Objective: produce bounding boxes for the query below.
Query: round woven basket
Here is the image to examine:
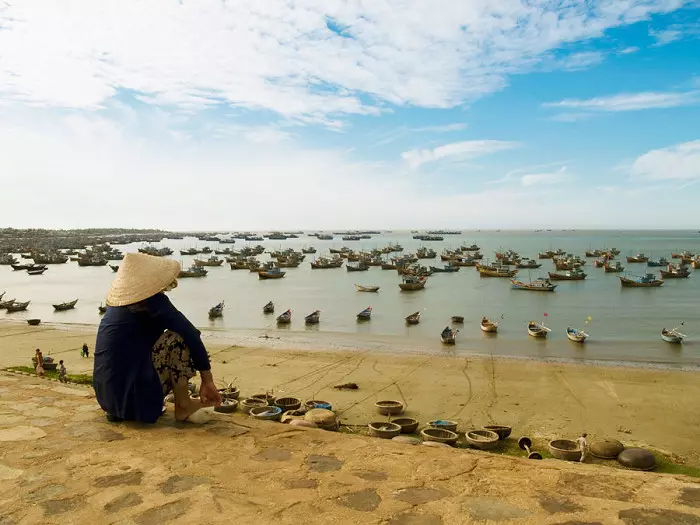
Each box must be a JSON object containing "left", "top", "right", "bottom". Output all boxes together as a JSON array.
[
  {"left": 250, "top": 405, "right": 283, "bottom": 421},
  {"left": 420, "top": 427, "right": 458, "bottom": 446},
  {"left": 240, "top": 398, "right": 268, "bottom": 414}
]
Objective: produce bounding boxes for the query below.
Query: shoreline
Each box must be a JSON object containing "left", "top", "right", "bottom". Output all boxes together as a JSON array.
[{"left": 2, "top": 320, "right": 700, "bottom": 466}]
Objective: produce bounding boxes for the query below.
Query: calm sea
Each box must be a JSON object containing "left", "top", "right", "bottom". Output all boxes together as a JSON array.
[{"left": 2, "top": 230, "right": 699, "bottom": 368}]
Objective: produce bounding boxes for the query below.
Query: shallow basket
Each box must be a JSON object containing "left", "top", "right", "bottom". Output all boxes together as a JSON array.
[
  {"left": 214, "top": 399, "right": 239, "bottom": 413},
  {"left": 590, "top": 438, "right": 625, "bottom": 459},
  {"left": 250, "top": 405, "right": 283, "bottom": 421},
  {"left": 304, "top": 400, "right": 333, "bottom": 411},
  {"left": 548, "top": 439, "right": 582, "bottom": 461},
  {"left": 368, "top": 421, "right": 402, "bottom": 439},
  {"left": 420, "top": 427, "right": 458, "bottom": 446},
  {"left": 427, "top": 420, "right": 458, "bottom": 433},
  {"left": 250, "top": 393, "right": 276, "bottom": 406},
  {"left": 26, "top": 319, "right": 41, "bottom": 326},
  {"left": 617, "top": 447, "right": 656, "bottom": 471},
  {"left": 240, "top": 397, "right": 269, "bottom": 414},
  {"left": 391, "top": 418, "right": 419, "bottom": 434},
  {"left": 375, "top": 400, "right": 405, "bottom": 415},
  {"left": 274, "top": 397, "right": 302, "bottom": 411},
  {"left": 483, "top": 425, "right": 512, "bottom": 440},
  {"left": 466, "top": 429, "right": 500, "bottom": 450},
  {"left": 218, "top": 387, "right": 240, "bottom": 400}
]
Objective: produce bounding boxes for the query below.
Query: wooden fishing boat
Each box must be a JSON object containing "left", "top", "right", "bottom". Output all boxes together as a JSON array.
[
  {"left": 356, "top": 306, "right": 372, "bottom": 320},
  {"left": 346, "top": 262, "right": 369, "bottom": 272},
  {"left": 53, "top": 299, "right": 78, "bottom": 311},
  {"left": 440, "top": 326, "right": 458, "bottom": 344},
  {"left": 477, "top": 263, "right": 517, "bottom": 278},
  {"left": 510, "top": 278, "right": 557, "bottom": 291},
  {"left": 310, "top": 257, "right": 344, "bottom": 269},
  {"left": 585, "top": 249, "right": 602, "bottom": 257},
  {"left": 178, "top": 265, "right": 208, "bottom": 278},
  {"left": 180, "top": 248, "right": 199, "bottom": 256},
  {"left": 98, "top": 304, "right": 107, "bottom": 315},
  {"left": 0, "top": 298, "right": 16, "bottom": 309},
  {"left": 429, "top": 265, "right": 460, "bottom": 273},
  {"left": 646, "top": 257, "right": 669, "bottom": 267},
  {"left": 619, "top": 274, "right": 664, "bottom": 287},
  {"left": 399, "top": 276, "right": 427, "bottom": 291},
  {"left": 672, "top": 251, "right": 694, "bottom": 259},
  {"left": 78, "top": 257, "right": 108, "bottom": 266},
  {"left": 480, "top": 317, "right": 498, "bottom": 333},
  {"left": 302, "top": 247, "right": 317, "bottom": 254},
  {"left": 566, "top": 326, "right": 588, "bottom": 343},
  {"left": 258, "top": 268, "right": 286, "bottom": 279},
  {"left": 451, "top": 257, "right": 477, "bottom": 267},
  {"left": 355, "top": 284, "right": 380, "bottom": 292},
  {"left": 604, "top": 262, "right": 624, "bottom": 273},
  {"left": 516, "top": 259, "right": 542, "bottom": 269},
  {"left": 305, "top": 310, "right": 320, "bottom": 324},
  {"left": 527, "top": 321, "right": 550, "bottom": 338},
  {"left": 263, "top": 301, "right": 275, "bottom": 314},
  {"left": 548, "top": 269, "right": 587, "bottom": 280},
  {"left": 229, "top": 260, "right": 249, "bottom": 270},
  {"left": 405, "top": 311, "right": 421, "bottom": 325},
  {"left": 276, "top": 309, "right": 292, "bottom": 324},
  {"left": 11, "top": 263, "right": 34, "bottom": 271},
  {"left": 110, "top": 265, "right": 120, "bottom": 272},
  {"left": 626, "top": 254, "right": 649, "bottom": 263},
  {"left": 27, "top": 268, "right": 48, "bottom": 275},
  {"left": 208, "top": 301, "right": 224, "bottom": 319},
  {"left": 6, "top": 301, "right": 30, "bottom": 313},
  {"left": 0, "top": 254, "right": 19, "bottom": 265},
  {"left": 660, "top": 265, "right": 690, "bottom": 279},
  {"left": 661, "top": 327, "right": 685, "bottom": 344},
  {"left": 451, "top": 316, "right": 464, "bottom": 324},
  {"left": 693, "top": 258, "right": 700, "bottom": 269},
  {"left": 538, "top": 252, "right": 554, "bottom": 259},
  {"left": 193, "top": 256, "right": 223, "bottom": 267},
  {"left": 461, "top": 244, "right": 480, "bottom": 252}
]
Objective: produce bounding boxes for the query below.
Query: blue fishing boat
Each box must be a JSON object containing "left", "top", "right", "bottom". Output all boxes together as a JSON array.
[{"left": 646, "top": 257, "right": 669, "bottom": 267}]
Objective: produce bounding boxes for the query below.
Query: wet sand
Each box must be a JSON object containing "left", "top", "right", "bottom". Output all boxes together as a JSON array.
[{"left": 2, "top": 320, "right": 699, "bottom": 466}]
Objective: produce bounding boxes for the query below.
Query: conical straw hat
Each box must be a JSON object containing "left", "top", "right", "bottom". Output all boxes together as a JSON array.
[{"left": 106, "top": 253, "right": 180, "bottom": 306}]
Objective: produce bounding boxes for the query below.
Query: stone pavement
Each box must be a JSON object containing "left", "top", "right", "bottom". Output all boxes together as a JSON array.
[{"left": 1, "top": 372, "right": 700, "bottom": 525}]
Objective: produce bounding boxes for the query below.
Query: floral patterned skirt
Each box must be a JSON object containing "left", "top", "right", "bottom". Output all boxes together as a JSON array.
[{"left": 152, "top": 330, "right": 197, "bottom": 396}]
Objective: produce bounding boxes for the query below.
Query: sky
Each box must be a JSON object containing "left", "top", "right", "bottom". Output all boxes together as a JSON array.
[{"left": 0, "top": 0, "right": 699, "bottom": 230}]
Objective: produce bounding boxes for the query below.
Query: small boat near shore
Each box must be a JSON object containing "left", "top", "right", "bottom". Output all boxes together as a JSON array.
[
  {"left": 480, "top": 317, "right": 498, "bottom": 333},
  {"left": 399, "top": 276, "right": 427, "bottom": 291},
  {"left": 661, "top": 326, "right": 685, "bottom": 344},
  {"left": 110, "top": 265, "right": 120, "bottom": 272},
  {"left": 6, "top": 301, "right": 30, "bottom": 313},
  {"left": 604, "top": 262, "right": 624, "bottom": 273},
  {"left": 53, "top": 299, "right": 78, "bottom": 311},
  {"left": 277, "top": 309, "right": 292, "bottom": 324},
  {"left": 179, "top": 265, "right": 208, "bottom": 278},
  {"left": 208, "top": 301, "right": 224, "bottom": 319},
  {"left": 510, "top": 278, "right": 557, "bottom": 291},
  {"left": 0, "top": 298, "right": 16, "bottom": 309},
  {"left": 355, "top": 284, "right": 380, "bottom": 292},
  {"left": 619, "top": 274, "right": 664, "bottom": 287},
  {"left": 626, "top": 254, "right": 649, "bottom": 263},
  {"left": 527, "top": 321, "right": 550, "bottom": 338},
  {"left": 405, "top": 311, "right": 421, "bottom": 325},
  {"left": 357, "top": 306, "right": 372, "bottom": 320},
  {"left": 566, "top": 326, "right": 588, "bottom": 343},
  {"left": 27, "top": 268, "right": 48, "bottom": 275},
  {"left": 258, "top": 268, "right": 286, "bottom": 279},
  {"left": 451, "top": 316, "right": 464, "bottom": 324},
  {"left": 430, "top": 265, "right": 460, "bottom": 273},
  {"left": 263, "top": 301, "right": 275, "bottom": 314},
  {"left": 305, "top": 310, "right": 320, "bottom": 324},
  {"left": 440, "top": 326, "right": 458, "bottom": 344}
]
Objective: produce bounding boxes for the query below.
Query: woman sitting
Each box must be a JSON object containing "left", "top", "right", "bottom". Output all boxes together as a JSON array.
[{"left": 94, "top": 253, "right": 221, "bottom": 423}]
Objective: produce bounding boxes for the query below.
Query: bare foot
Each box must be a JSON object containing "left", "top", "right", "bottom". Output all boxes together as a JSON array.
[{"left": 174, "top": 399, "right": 204, "bottom": 422}]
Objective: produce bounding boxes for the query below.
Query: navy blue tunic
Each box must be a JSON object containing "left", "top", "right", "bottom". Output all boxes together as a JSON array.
[{"left": 94, "top": 293, "right": 211, "bottom": 423}]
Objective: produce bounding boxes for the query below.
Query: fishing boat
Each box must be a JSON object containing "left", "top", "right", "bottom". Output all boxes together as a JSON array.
[
  {"left": 516, "top": 259, "right": 542, "bottom": 269},
  {"left": 6, "top": 301, "right": 30, "bottom": 313},
  {"left": 538, "top": 252, "right": 554, "bottom": 259},
  {"left": 548, "top": 269, "right": 587, "bottom": 280},
  {"left": 477, "top": 263, "right": 517, "bottom": 278},
  {"left": 302, "top": 247, "right": 317, "bottom": 254},
  {"left": 450, "top": 257, "right": 477, "bottom": 267},
  {"left": 98, "top": 304, "right": 107, "bottom": 315},
  {"left": 310, "top": 257, "right": 344, "bottom": 269},
  {"left": 276, "top": 309, "right": 292, "bottom": 324},
  {"left": 0, "top": 298, "right": 16, "bottom": 309},
  {"left": 193, "top": 256, "right": 223, "bottom": 267},
  {"left": 110, "top": 265, "right": 120, "bottom": 272},
  {"left": 180, "top": 248, "right": 199, "bottom": 256},
  {"left": 626, "top": 254, "right": 649, "bottom": 263},
  {"left": 693, "top": 258, "right": 700, "bottom": 270},
  {"left": 355, "top": 284, "right": 380, "bottom": 292},
  {"left": 53, "top": 299, "right": 78, "bottom": 311},
  {"left": 604, "top": 262, "right": 624, "bottom": 273},
  {"left": 661, "top": 327, "right": 685, "bottom": 344},
  {"left": 646, "top": 257, "right": 669, "bottom": 267},
  {"left": 619, "top": 274, "right": 664, "bottom": 287},
  {"left": 527, "top": 321, "right": 550, "bottom": 338},
  {"left": 229, "top": 260, "right": 249, "bottom": 270},
  {"left": 672, "top": 251, "right": 694, "bottom": 259},
  {"left": 461, "top": 244, "right": 480, "bottom": 251},
  {"left": 399, "top": 276, "right": 427, "bottom": 291},
  {"left": 440, "top": 326, "right": 458, "bottom": 344},
  {"left": 27, "top": 268, "right": 48, "bottom": 275},
  {"left": 263, "top": 301, "right": 275, "bottom": 314},
  {"left": 258, "top": 268, "right": 286, "bottom": 279},
  {"left": 566, "top": 326, "right": 588, "bottom": 343},
  {"left": 346, "top": 262, "right": 369, "bottom": 272},
  {"left": 585, "top": 249, "right": 602, "bottom": 257},
  {"left": 356, "top": 306, "right": 372, "bottom": 320},
  {"left": 660, "top": 264, "right": 690, "bottom": 279},
  {"left": 510, "top": 278, "right": 557, "bottom": 291},
  {"left": 451, "top": 316, "right": 464, "bottom": 324},
  {"left": 178, "top": 265, "right": 208, "bottom": 278},
  {"left": 480, "top": 317, "right": 498, "bottom": 333},
  {"left": 305, "top": 310, "right": 320, "bottom": 324},
  {"left": 429, "top": 265, "right": 460, "bottom": 273},
  {"left": 0, "top": 254, "right": 18, "bottom": 265},
  {"left": 208, "top": 301, "right": 224, "bottom": 319},
  {"left": 405, "top": 311, "right": 421, "bottom": 325},
  {"left": 11, "top": 263, "right": 34, "bottom": 271}
]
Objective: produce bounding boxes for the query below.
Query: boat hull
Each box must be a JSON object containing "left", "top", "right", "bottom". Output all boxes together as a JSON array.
[
  {"left": 619, "top": 277, "right": 663, "bottom": 287},
  {"left": 661, "top": 334, "right": 683, "bottom": 344},
  {"left": 480, "top": 322, "right": 498, "bottom": 333}
]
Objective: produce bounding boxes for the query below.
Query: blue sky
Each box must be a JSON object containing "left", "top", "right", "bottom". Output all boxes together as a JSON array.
[{"left": 0, "top": 1, "right": 699, "bottom": 229}]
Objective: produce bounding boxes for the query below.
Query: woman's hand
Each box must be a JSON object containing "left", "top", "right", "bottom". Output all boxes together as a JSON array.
[{"left": 199, "top": 371, "right": 222, "bottom": 407}]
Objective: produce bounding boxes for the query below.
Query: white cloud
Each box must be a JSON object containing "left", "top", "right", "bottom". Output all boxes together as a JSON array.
[
  {"left": 649, "top": 26, "right": 684, "bottom": 45},
  {"left": 543, "top": 90, "right": 700, "bottom": 112},
  {"left": 619, "top": 46, "right": 641, "bottom": 54},
  {"left": 556, "top": 51, "right": 605, "bottom": 71},
  {"left": 547, "top": 112, "right": 596, "bottom": 122},
  {"left": 631, "top": 140, "right": 700, "bottom": 181},
  {"left": 0, "top": 0, "right": 689, "bottom": 122},
  {"left": 414, "top": 123, "right": 469, "bottom": 133},
  {"left": 520, "top": 166, "right": 571, "bottom": 186},
  {"left": 401, "top": 140, "right": 517, "bottom": 169}
]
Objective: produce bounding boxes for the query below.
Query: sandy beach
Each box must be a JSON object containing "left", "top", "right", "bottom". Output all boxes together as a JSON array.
[{"left": 2, "top": 319, "right": 700, "bottom": 467}]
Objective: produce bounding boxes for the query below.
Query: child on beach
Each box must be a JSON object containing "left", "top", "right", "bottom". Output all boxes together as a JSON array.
[
  {"left": 81, "top": 343, "right": 90, "bottom": 358},
  {"left": 35, "top": 349, "right": 44, "bottom": 377},
  {"left": 577, "top": 433, "right": 588, "bottom": 463},
  {"left": 59, "top": 360, "right": 67, "bottom": 383}
]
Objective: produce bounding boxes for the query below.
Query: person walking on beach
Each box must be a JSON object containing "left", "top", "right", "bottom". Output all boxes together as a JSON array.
[
  {"left": 577, "top": 432, "right": 588, "bottom": 463},
  {"left": 34, "top": 349, "right": 44, "bottom": 377},
  {"left": 94, "top": 253, "right": 221, "bottom": 424},
  {"left": 81, "top": 343, "right": 89, "bottom": 358},
  {"left": 58, "top": 360, "right": 67, "bottom": 383}
]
